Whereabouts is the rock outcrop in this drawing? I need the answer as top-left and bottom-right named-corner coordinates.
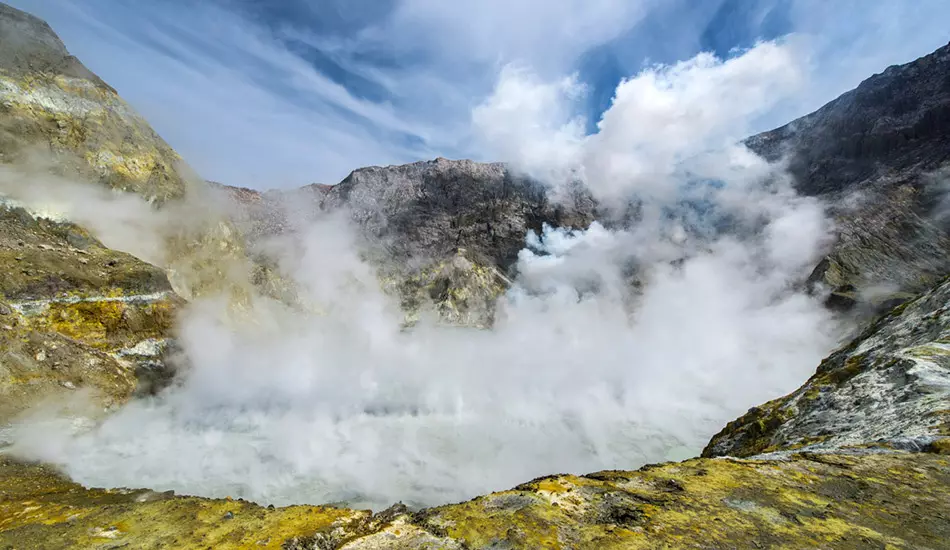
top-left (704, 275), bottom-right (950, 459)
top-left (0, 199), bottom-right (181, 421)
top-left (747, 42), bottom-right (950, 312)
top-left (219, 159), bottom-right (596, 326)
top-left (325, 159), bottom-right (594, 326)
top-left (0, 2), bottom-right (187, 201)
top-left (0, 204), bottom-right (182, 419)
top-left (0, 3), bottom-right (192, 420)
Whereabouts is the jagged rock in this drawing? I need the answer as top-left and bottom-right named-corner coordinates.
top-left (0, 205), bottom-right (172, 302)
top-left (384, 248), bottom-right (510, 328)
top-left (0, 297), bottom-right (138, 422)
top-left (0, 3), bottom-right (199, 411)
top-left (324, 158), bottom-right (595, 270)
top-left (0, 204), bottom-right (182, 420)
top-left (0, 3), bottom-right (187, 201)
top-left (325, 159), bottom-right (594, 326)
top-left (0, 3), bottom-right (254, 305)
top-left (747, 42), bottom-right (950, 311)
top-left (217, 159), bottom-right (595, 326)
top-left (704, 274), bottom-right (950, 459)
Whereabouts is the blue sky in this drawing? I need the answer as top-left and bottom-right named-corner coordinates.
top-left (10, 0), bottom-right (950, 189)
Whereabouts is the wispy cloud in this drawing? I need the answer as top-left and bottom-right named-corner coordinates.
top-left (8, 0), bottom-right (950, 189)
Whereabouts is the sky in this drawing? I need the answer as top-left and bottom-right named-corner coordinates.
top-left (9, 0), bottom-right (950, 189)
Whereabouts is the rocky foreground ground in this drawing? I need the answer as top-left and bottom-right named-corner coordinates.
top-left (0, 2), bottom-right (949, 548)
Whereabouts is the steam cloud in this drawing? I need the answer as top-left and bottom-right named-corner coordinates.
top-left (5, 40), bottom-right (843, 510)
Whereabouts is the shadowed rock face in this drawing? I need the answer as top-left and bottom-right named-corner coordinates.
top-left (747, 42), bottom-right (950, 311)
top-left (325, 158), bottom-right (596, 271)
top-left (748, 43), bottom-right (950, 198)
top-left (326, 159), bottom-right (596, 326)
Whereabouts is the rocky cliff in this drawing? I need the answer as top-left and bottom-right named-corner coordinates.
top-left (0, 3), bottom-right (187, 202)
top-left (1, 3), bottom-right (950, 549)
top-left (220, 159), bottom-right (596, 327)
top-left (0, 3), bottom-right (191, 420)
top-left (704, 275), bottom-right (950, 459)
top-left (0, 3), bottom-right (252, 421)
top-left (748, 42), bottom-right (950, 312)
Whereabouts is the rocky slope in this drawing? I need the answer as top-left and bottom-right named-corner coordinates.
top-left (704, 275), bottom-right (950, 459)
top-left (0, 205), bottom-right (182, 420)
top-left (219, 159), bottom-right (596, 326)
top-left (0, 3), bottom-right (248, 421)
top-left (3, 451), bottom-right (950, 549)
top-left (748, 42), bottom-right (950, 312)
top-left (0, 3), bottom-right (186, 201)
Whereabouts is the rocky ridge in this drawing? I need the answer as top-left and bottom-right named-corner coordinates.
top-left (748, 42), bottom-right (950, 311)
top-left (0, 3), bottom-right (949, 548)
top-left (219, 159), bottom-right (595, 327)
top-left (0, 3), bottom-right (255, 421)
top-left (704, 274), bottom-right (950, 459)
top-left (0, 2), bottom-right (186, 201)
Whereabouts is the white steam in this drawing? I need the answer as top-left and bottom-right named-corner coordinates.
top-left (8, 41), bottom-right (841, 510)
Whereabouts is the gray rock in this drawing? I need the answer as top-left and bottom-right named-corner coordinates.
top-left (704, 275), bottom-right (950, 458)
top-left (747, 42), bottom-right (950, 312)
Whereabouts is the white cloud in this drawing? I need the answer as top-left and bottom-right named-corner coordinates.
top-left (384, 0), bottom-right (651, 73)
top-left (584, 39), bottom-right (805, 201)
top-left (471, 66), bottom-right (587, 183)
top-left (476, 40), bottom-right (805, 203)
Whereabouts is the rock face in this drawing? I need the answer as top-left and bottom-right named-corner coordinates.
top-left (0, 202), bottom-right (181, 421)
top-left (704, 275), bottom-right (950, 459)
top-left (0, 2), bottom-right (270, 417)
top-left (0, 3), bottom-right (187, 201)
top-left (0, 3), bottom-right (192, 420)
top-left (325, 159), bottom-right (594, 271)
top-left (747, 42), bottom-right (950, 311)
top-left (0, 205), bottom-right (182, 418)
top-left (221, 159), bottom-right (596, 326)
top-left (325, 159), bottom-right (594, 326)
